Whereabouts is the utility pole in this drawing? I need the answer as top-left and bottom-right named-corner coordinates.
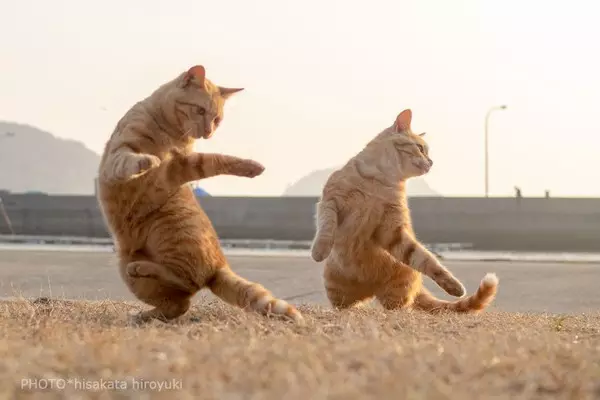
top-left (484, 105), bottom-right (507, 197)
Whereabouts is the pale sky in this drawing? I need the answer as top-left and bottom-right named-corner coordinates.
top-left (1, 0), bottom-right (599, 197)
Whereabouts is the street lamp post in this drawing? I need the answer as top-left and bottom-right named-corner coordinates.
top-left (484, 105), bottom-right (507, 198)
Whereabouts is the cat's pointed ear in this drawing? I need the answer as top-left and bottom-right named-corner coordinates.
top-left (218, 86), bottom-right (244, 99)
top-left (180, 65), bottom-right (206, 88)
top-left (394, 109), bottom-right (412, 132)
top-left (419, 132), bottom-right (426, 137)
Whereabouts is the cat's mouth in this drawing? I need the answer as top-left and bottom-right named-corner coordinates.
top-left (413, 160), bottom-right (431, 174)
top-left (194, 122), bottom-right (214, 139)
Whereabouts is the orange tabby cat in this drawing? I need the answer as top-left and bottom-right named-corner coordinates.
top-left (310, 109), bottom-right (498, 312)
top-left (97, 65), bottom-right (303, 324)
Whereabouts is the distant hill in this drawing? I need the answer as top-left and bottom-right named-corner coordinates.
top-left (0, 122), bottom-right (100, 195)
top-left (283, 168), bottom-right (440, 197)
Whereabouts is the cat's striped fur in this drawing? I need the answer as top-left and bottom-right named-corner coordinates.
top-left (311, 109), bottom-right (498, 313)
top-left (97, 65), bottom-right (303, 324)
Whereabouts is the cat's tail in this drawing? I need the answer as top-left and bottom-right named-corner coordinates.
top-left (207, 267), bottom-right (305, 325)
top-left (413, 273), bottom-right (499, 313)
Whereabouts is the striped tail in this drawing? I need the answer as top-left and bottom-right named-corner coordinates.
top-left (413, 273), bottom-right (499, 313)
top-left (208, 267), bottom-right (305, 325)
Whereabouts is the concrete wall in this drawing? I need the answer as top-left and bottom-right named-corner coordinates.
top-left (1, 193), bottom-right (599, 252)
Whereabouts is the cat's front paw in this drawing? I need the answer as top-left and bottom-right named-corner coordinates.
top-left (231, 159), bottom-right (265, 178)
top-left (311, 241), bottom-right (332, 262)
top-left (133, 154), bottom-right (161, 174)
top-left (440, 275), bottom-right (466, 297)
top-left (119, 154), bottom-right (161, 178)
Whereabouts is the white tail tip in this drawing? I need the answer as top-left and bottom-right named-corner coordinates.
top-left (482, 273), bottom-right (499, 286)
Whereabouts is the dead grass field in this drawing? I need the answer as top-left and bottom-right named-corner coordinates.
top-left (0, 298), bottom-right (599, 400)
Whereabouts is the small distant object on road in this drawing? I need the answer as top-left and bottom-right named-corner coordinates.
top-left (514, 186), bottom-right (522, 199)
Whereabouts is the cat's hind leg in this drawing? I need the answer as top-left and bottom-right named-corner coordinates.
top-left (324, 265), bottom-right (374, 309)
top-left (122, 260), bottom-right (197, 324)
top-left (125, 260), bottom-right (198, 292)
top-left (375, 265), bottom-right (422, 310)
top-left (129, 295), bottom-right (192, 324)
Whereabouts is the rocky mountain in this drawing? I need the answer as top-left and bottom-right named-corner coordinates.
top-left (0, 122), bottom-right (100, 195)
top-left (283, 167), bottom-right (440, 197)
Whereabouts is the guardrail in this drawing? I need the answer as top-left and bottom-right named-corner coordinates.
top-left (0, 234), bottom-right (112, 245)
top-left (0, 234), bottom-right (470, 254)
top-left (2, 195), bottom-right (600, 252)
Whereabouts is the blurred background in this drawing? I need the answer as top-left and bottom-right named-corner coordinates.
top-left (1, 0), bottom-right (599, 256)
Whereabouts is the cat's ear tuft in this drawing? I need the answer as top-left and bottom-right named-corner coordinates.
top-left (394, 109), bottom-right (412, 132)
top-left (218, 87), bottom-right (244, 99)
top-left (419, 132), bottom-right (426, 137)
top-left (180, 65), bottom-right (206, 88)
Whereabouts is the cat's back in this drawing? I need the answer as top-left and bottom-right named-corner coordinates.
top-left (98, 102), bottom-right (147, 170)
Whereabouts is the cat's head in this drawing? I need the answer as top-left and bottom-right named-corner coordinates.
top-left (369, 109), bottom-right (433, 179)
top-left (167, 65), bottom-right (243, 140)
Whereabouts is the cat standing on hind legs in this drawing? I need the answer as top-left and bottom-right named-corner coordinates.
top-left (310, 109), bottom-right (498, 313)
top-left (97, 65), bottom-right (303, 324)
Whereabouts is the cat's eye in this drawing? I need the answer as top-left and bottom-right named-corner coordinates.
top-left (214, 117), bottom-right (221, 126)
top-left (416, 144), bottom-right (425, 153)
top-left (195, 106), bottom-right (205, 115)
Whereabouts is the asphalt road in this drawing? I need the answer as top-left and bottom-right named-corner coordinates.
top-left (0, 249), bottom-right (598, 314)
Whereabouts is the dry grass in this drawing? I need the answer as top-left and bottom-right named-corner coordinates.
top-left (0, 299), bottom-right (599, 400)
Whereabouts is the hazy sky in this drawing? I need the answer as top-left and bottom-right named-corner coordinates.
top-left (2, 0), bottom-right (599, 197)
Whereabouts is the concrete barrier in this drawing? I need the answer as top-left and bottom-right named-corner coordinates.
top-left (0, 193), bottom-right (599, 252)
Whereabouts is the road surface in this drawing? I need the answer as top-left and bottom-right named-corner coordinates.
top-left (0, 249), bottom-right (598, 314)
